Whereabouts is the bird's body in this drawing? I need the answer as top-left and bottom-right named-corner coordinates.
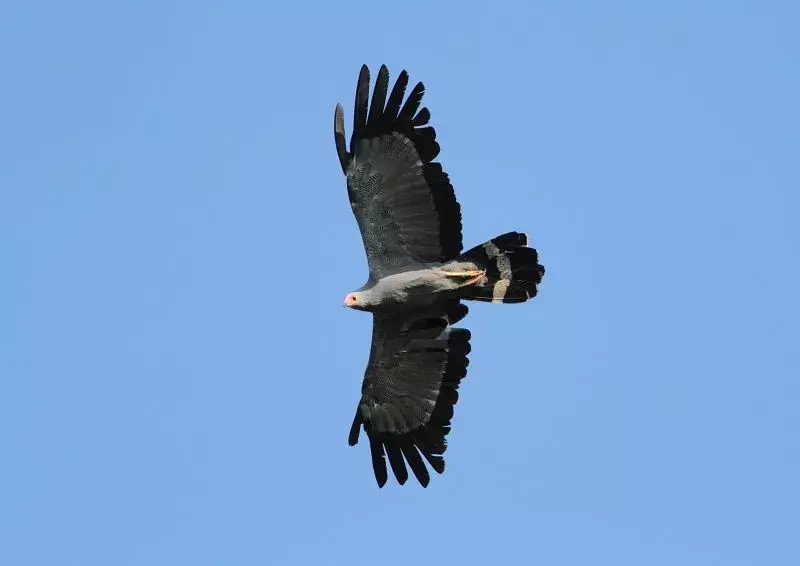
top-left (335, 64), bottom-right (546, 488)
top-left (350, 268), bottom-right (451, 311)
top-left (348, 262), bottom-right (488, 312)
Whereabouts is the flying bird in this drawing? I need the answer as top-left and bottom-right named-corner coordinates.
top-left (335, 64), bottom-right (545, 488)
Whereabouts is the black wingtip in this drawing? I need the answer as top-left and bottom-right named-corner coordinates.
top-left (369, 433), bottom-right (388, 488)
top-left (413, 107), bottom-right (431, 126)
top-left (400, 440), bottom-right (431, 487)
top-left (348, 410), bottom-right (362, 446)
top-left (334, 103), bottom-right (349, 174)
top-left (352, 65), bottom-right (370, 147)
top-left (398, 81), bottom-right (425, 123)
top-left (385, 438), bottom-right (409, 486)
top-left (366, 65), bottom-right (390, 134)
top-left (382, 69), bottom-right (409, 125)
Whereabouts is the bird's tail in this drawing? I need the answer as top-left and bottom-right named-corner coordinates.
top-left (456, 232), bottom-right (545, 304)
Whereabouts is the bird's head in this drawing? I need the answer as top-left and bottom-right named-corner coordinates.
top-left (343, 292), bottom-right (366, 310)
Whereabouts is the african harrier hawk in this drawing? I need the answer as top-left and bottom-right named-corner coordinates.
top-left (335, 64), bottom-right (545, 488)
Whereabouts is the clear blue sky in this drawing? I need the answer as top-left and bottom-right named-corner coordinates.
top-left (2, 1), bottom-right (798, 565)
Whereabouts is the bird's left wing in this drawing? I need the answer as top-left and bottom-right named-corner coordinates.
top-left (348, 300), bottom-right (471, 487)
top-left (334, 65), bottom-right (464, 279)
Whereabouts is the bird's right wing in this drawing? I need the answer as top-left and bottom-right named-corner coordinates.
top-left (334, 65), bottom-right (464, 279)
top-left (348, 300), bottom-right (471, 488)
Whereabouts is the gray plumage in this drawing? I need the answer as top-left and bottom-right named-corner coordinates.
top-left (336, 64), bottom-right (546, 488)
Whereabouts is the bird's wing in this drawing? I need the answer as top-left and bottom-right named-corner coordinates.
top-left (348, 300), bottom-right (471, 487)
top-left (334, 65), bottom-right (463, 279)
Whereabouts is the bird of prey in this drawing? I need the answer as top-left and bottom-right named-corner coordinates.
top-left (335, 64), bottom-right (545, 488)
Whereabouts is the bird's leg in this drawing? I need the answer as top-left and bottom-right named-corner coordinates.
top-left (459, 272), bottom-right (486, 287)
top-left (441, 268), bottom-right (486, 287)
top-left (443, 270), bottom-right (484, 277)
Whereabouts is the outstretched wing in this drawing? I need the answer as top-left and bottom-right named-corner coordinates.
top-left (348, 300), bottom-right (471, 487)
top-left (334, 64), bottom-right (463, 279)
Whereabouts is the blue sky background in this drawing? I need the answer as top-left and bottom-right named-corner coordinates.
top-left (2, 1), bottom-right (798, 565)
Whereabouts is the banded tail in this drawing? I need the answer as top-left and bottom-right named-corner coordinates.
top-left (457, 232), bottom-right (545, 304)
